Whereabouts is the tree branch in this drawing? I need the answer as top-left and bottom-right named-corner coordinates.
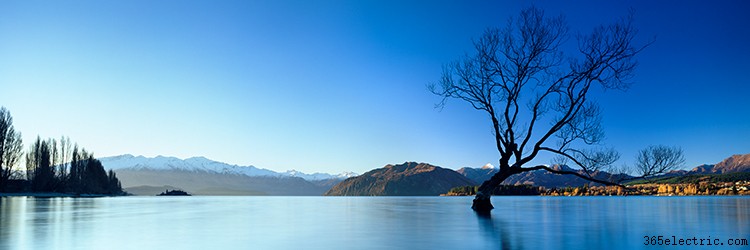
top-left (521, 164), bottom-right (626, 188)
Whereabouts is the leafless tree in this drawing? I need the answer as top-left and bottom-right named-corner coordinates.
top-left (634, 145), bottom-right (685, 178)
top-left (0, 107), bottom-right (24, 192)
top-left (430, 7), bottom-right (660, 212)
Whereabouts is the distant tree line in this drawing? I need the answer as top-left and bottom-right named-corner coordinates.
top-left (0, 107), bottom-right (123, 195)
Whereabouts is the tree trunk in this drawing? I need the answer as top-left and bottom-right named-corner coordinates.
top-left (472, 167), bottom-right (517, 212)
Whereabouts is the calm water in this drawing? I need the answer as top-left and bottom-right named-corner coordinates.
top-left (1, 196), bottom-right (748, 250)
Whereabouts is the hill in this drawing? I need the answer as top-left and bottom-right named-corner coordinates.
top-left (325, 162), bottom-right (475, 196)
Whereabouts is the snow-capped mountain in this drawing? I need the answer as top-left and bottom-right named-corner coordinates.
top-left (283, 169), bottom-right (359, 181)
top-left (100, 154), bottom-right (357, 181)
top-left (480, 163), bottom-right (497, 169)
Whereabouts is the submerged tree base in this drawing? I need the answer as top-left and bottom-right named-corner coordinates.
top-left (471, 195), bottom-right (494, 212)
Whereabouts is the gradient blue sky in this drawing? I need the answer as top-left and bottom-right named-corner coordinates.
top-left (1, 1), bottom-right (748, 174)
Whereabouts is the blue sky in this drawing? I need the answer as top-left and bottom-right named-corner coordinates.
top-left (1, 1), bottom-right (748, 174)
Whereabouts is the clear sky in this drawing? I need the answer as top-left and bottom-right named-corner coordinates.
top-left (1, 0), bottom-right (748, 174)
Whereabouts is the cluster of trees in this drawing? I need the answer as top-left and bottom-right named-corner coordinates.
top-left (26, 137), bottom-right (123, 194)
top-left (0, 107), bottom-right (123, 195)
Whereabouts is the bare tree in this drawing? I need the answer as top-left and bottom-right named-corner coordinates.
top-left (0, 107), bottom-right (24, 192)
top-left (430, 7), bottom-right (657, 212)
top-left (634, 145), bottom-right (685, 178)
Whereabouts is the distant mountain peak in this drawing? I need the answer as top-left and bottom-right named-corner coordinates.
top-left (282, 169), bottom-right (356, 181)
top-left (186, 156), bottom-right (211, 161)
top-left (110, 154), bottom-right (135, 159)
top-left (337, 171), bottom-right (358, 178)
top-left (384, 162), bottom-right (422, 168)
top-left (481, 163), bottom-right (496, 169)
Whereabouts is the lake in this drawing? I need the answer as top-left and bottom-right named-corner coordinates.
top-left (1, 196), bottom-right (748, 249)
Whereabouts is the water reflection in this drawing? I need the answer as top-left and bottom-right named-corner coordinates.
top-left (486, 196), bottom-right (750, 250)
top-left (1, 196), bottom-right (748, 250)
top-left (476, 211), bottom-right (520, 250)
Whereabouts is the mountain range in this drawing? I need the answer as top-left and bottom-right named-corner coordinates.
top-left (102, 154), bottom-right (357, 180)
top-left (100, 155), bottom-right (357, 195)
top-left (666, 154), bottom-right (750, 176)
top-left (102, 153), bottom-right (750, 196)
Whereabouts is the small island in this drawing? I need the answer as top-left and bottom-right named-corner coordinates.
top-left (158, 189), bottom-right (191, 196)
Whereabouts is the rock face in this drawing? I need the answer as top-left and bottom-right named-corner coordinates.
top-left (324, 162), bottom-right (475, 196)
